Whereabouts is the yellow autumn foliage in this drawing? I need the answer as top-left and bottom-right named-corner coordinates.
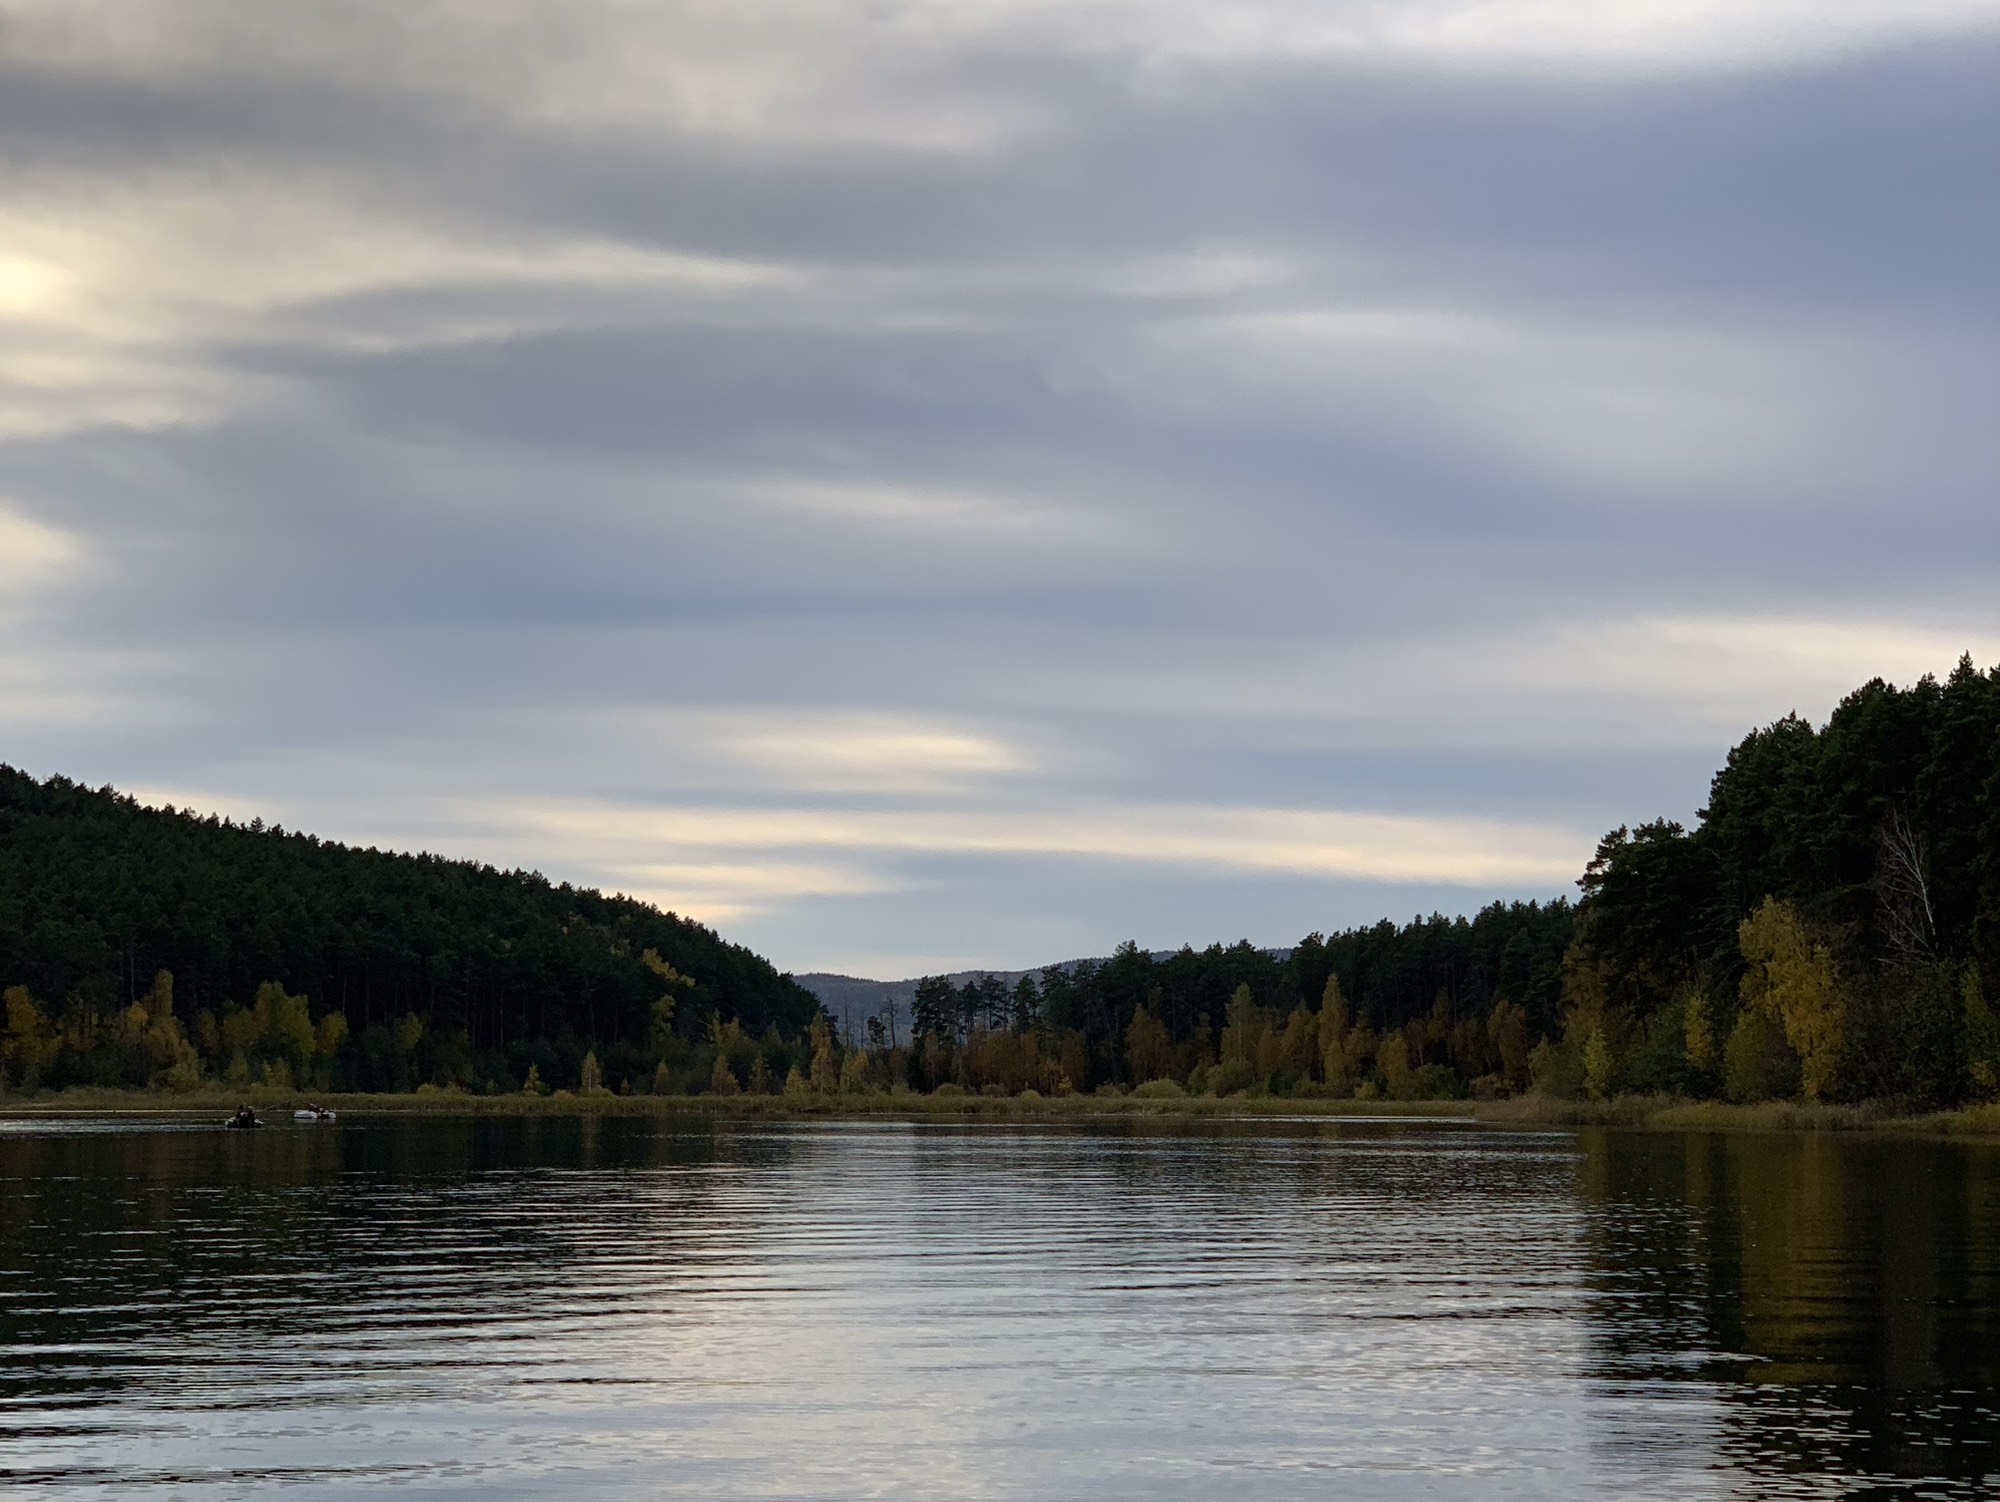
top-left (1739, 898), bottom-right (1845, 1103)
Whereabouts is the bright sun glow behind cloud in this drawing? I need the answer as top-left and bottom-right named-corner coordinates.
top-left (0, 506), bottom-right (76, 588)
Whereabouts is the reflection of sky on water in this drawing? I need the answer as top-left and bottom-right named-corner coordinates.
top-left (0, 1117), bottom-right (213, 1136)
top-left (2, 1118), bottom-right (1994, 1497)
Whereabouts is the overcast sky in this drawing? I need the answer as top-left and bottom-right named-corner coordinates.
top-left (3, 1), bottom-right (1997, 978)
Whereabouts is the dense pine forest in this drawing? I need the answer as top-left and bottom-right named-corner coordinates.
top-left (0, 767), bottom-right (822, 1094)
top-left (1554, 654), bottom-right (2000, 1109)
top-left (887, 905), bottom-right (1572, 1099)
top-left (944, 656), bottom-right (1998, 1108)
top-left (5, 656), bottom-right (2000, 1105)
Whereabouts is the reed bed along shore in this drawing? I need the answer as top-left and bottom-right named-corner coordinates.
top-left (6, 1087), bottom-right (2000, 1136)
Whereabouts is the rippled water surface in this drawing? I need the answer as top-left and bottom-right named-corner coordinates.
top-left (3, 1115), bottom-right (1999, 1498)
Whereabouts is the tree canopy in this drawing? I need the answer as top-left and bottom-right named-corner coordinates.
top-left (1557, 655), bottom-right (2000, 1106)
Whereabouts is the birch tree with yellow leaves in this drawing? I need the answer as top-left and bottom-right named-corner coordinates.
top-left (1738, 898), bottom-right (1846, 1102)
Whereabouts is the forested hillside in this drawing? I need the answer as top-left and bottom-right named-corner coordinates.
top-left (7, 655), bottom-right (1999, 1105)
top-left (888, 657), bottom-right (2000, 1106)
top-left (0, 767), bottom-right (822, 1093)
top-left (1559, 654), bottom-right (2000, 1107)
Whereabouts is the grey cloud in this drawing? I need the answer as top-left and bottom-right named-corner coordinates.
top-left (3, 2), bottom-right (1997, 972)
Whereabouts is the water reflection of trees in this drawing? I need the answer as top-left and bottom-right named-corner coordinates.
top-left (1580, 1130), bottom-right (2000, 1494)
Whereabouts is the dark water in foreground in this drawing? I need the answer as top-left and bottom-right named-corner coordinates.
top-left (2, 1116), bottom-right (1998, 1499)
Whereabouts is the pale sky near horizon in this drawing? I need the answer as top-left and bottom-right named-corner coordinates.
top-left (3, 1), bottom-right (1997, 978)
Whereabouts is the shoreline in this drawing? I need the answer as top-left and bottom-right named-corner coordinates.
top-left (2, 1087), bottom-right (1998, 1136)
top-left (0, 1087), bottom-right (1474, 1124)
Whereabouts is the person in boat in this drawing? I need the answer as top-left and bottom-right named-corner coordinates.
top-left (231, 1105), bottom-right (259, 1129)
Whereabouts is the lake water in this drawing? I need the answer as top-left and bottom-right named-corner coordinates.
top-left (2, 1115), bottom-right (1997, 1499)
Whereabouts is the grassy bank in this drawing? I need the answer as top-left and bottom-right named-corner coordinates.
top-left (6, 1087), bottom-right (2000, 1135)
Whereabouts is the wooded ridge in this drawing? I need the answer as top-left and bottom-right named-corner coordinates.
top-left (7, 655), bottom-right (2000, 1106)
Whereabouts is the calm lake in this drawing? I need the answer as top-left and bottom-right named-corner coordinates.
top-left (2, 1115), bottom-right (1997, 1499)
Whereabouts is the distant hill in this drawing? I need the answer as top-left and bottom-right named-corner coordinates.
top-left (0, 765), bottom-right (822, 1071)
top-left (798, 969), bottom-right (1037, 1037)
top-left (798, 950), bottom-right (1294, 1038)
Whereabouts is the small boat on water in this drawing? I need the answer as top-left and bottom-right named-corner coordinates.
top-left (292, 1106), bottom-right (338, 1122)
top-left (225, 1107), bottom-right (263, 1130)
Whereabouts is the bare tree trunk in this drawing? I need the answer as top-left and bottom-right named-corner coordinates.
top-left (1876, 805), bottom-right (1936, 965)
